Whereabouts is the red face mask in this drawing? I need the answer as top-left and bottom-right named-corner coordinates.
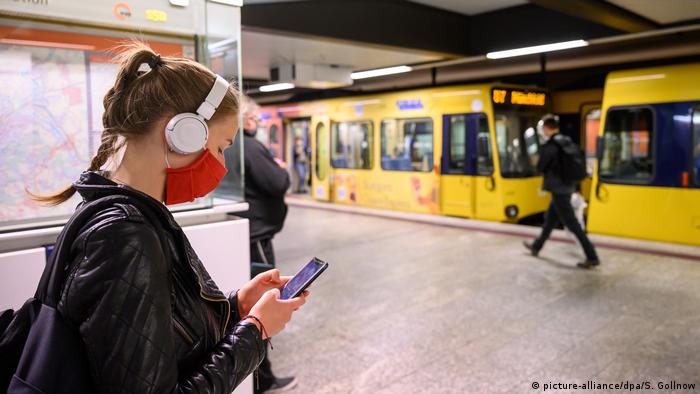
top-left (165, 149), bottom-right (227, 205)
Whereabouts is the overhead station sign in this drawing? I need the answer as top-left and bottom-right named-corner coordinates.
top-left (492, 88), bottom-right (546, 106)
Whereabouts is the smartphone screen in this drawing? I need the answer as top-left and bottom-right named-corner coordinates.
top-left (280, 258), bottom-right (328, 300)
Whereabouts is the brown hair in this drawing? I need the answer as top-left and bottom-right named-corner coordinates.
top-left (31, 41), bottom-right (240, 206)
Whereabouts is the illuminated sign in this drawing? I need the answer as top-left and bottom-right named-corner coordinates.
top-left (145, 8), bottom-right (167, 22)
top-left (492, 89), bottom-right (546, 106)
top-left (397, 99), bottom-right (423, 111)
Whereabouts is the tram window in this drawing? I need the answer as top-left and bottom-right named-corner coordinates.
top-left (448, 116), bottom-right (467, 173)
top-left (692, 108), bottom-right (700, 186)
top-left (256, 125), bottom-right (269, 146)
top-left (331, 121), bottom-right (373, 169)
top-left (584, 108), bottom-right (601, 176)
top-left (494, 113), bottom-right (540, 178)
top-left (600, 108), bottom-right (653, 183)
top-left (476, 116), bottom-right (494, 176)
top-left (270, 124), bottom-right (279, 145)
top-left (381, 118), bottom-right (434, 172)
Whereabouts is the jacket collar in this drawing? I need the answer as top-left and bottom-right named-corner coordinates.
top-left (73, 171), bottom-right (180, 230)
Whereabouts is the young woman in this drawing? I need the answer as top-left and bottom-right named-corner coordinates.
top-left (32, 43), bottom-right (307, 393)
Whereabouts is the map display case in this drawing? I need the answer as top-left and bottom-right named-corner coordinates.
top-left (0, 0), bottom-right (244, 231)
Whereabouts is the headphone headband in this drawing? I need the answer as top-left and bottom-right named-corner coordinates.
top-left (197, 75), bottom-right (229, 120)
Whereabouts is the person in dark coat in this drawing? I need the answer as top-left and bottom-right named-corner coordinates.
top-left (237, 96), bottom-right (297, 393)
top-left (524, 115), bottom-right (601, 269)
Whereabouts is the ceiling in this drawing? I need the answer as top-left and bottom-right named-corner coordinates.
top-left (241, 30), bottom-right (441, 81)
top-left (607, 0), bottom-right (700, 24)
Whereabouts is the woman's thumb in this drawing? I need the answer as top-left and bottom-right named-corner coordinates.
top-left (264, 288), bottom-right (281, 300)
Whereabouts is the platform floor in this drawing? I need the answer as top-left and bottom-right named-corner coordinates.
top-left (268, 206), bottom-right (700, 394)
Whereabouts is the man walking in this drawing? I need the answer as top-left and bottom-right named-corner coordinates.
top-left (524, 115), bottom-right (600, 269)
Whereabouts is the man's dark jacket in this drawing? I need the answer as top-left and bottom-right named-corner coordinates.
top-left (57, 172), bottom-right (265, 393)
top-left (238, 130), bottom-right (290, 241)
top-left (538, 133), bottom-right (576, 194)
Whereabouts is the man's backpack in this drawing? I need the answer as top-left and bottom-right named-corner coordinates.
top-left (0, 194), bottom-right (160, 393)
top-left (553, 134), bottom-right (587, 183)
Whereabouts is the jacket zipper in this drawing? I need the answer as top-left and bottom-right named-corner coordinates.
top-left (198, 288), bottom-right (231, 341)
top-left (173, 318), bottom-right (195, 345)
top-left (179, 235), bottom-right (231, 340)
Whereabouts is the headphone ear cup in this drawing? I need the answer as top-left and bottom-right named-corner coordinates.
top-left (165, 113), bottom-right (209, 154)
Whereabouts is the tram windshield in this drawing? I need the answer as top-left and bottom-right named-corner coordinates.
top-left (493, 111), bottom-right (545, 178)
top-left (491, 88), bottom-right (548, 178)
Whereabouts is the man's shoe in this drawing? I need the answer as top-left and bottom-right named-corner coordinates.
top-left (263, 377), bottom-right (297, 393)
top-left (523, 241), bottom-right (539, 257)
top-left (577, 259), bottom-right (600, 269)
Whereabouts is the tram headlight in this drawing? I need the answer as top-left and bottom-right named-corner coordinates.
top-left (505, 205), bottom-right (519, 218)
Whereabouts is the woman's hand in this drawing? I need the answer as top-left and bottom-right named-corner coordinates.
top-left (247, 289), bottom-right (307, 339)
top-left (237, 269), bottom-right (291, 317)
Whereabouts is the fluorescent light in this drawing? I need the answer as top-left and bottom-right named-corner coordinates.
top-left (486, 39), bottom-right (588, 59)
top-left (608, 74), bottom-right (666, 83)
top-left (351, 65), bottom-right (412, 80)
top-left (259, 83), bottom-right (295, 92)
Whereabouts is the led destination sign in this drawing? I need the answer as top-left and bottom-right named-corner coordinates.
top-left (492, 89), bottom-right (546, 106)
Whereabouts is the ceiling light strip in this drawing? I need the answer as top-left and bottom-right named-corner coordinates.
top-left (486, 39), bottom-right (589, 59)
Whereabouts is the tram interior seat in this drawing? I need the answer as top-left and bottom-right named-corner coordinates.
top-left (382, 156), bottom-right (413, 171)
top-left (332, 158), bottom-right (348, 168)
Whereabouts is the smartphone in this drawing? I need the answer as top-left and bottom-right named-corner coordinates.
top-left (280, 257), bottom-right (329, 300)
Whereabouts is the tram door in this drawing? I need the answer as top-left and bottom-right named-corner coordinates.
top-left (311, 115), bottom-right (331, 201)
top-left (441, 114), bottom-right (479, 217)
top-left (580, 104), bottom-right (601, 201)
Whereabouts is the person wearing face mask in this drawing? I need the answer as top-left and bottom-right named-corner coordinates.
top-left (524, 114), bottom-right (600, 269)
top-left (21, 43), bottom-right (307, 393)
top-left (236, 96), bottom-right (296, 393)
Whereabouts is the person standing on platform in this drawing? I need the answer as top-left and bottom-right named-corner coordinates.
top-left (293, 137), bottom-right (309, 193)
top-left (523, 114), bottom-right (601, 269)
top-left (237, 95), bottom-right (297, 393)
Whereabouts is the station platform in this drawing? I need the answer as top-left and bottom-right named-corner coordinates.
top-left (269, 203), bottom-right (700, 393)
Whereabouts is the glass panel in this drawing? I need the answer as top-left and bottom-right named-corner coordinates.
top-left (448, 116), bottom-right (466, 173)
top-left (494, 112), bottom-right (541, 178)
top-left (207, 3), bottom-right (244, 203)
top-left (476, 115), bottom-right (494, 176)
top-left (381, 118), bottom-right (433, 172)
top-left (584, 108), bottom-right (601, 176)
top-left (331, 121), bottom-right (373, 169)
top-left (269, 124), bottom-right (280, 158)
top-left (600, 108), bottom-right (654, 183)
top-left (692, 108), bottom-right (700, 186)
top-left (316, 123), bottom-right (328, 181)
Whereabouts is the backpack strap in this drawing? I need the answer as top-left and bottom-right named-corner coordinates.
top-left (35, 194), bottom-right (167, 307)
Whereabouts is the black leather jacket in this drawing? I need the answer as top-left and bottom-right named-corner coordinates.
top-left (57, 172), bottom-right (265, 393)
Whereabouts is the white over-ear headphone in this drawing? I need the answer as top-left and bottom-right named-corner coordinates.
top-left (165, 75), bottom-right (230, 155)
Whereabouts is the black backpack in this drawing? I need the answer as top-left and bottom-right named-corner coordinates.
top-left (553, 134), bottom-right (587, 183)
top-left (0, 194), bottom-right (161, 393)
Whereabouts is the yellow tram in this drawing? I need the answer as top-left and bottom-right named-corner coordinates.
top-left (588, 63), bottom-right (700, 246)
top-left (262, 84), bottom-right (552, 223)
